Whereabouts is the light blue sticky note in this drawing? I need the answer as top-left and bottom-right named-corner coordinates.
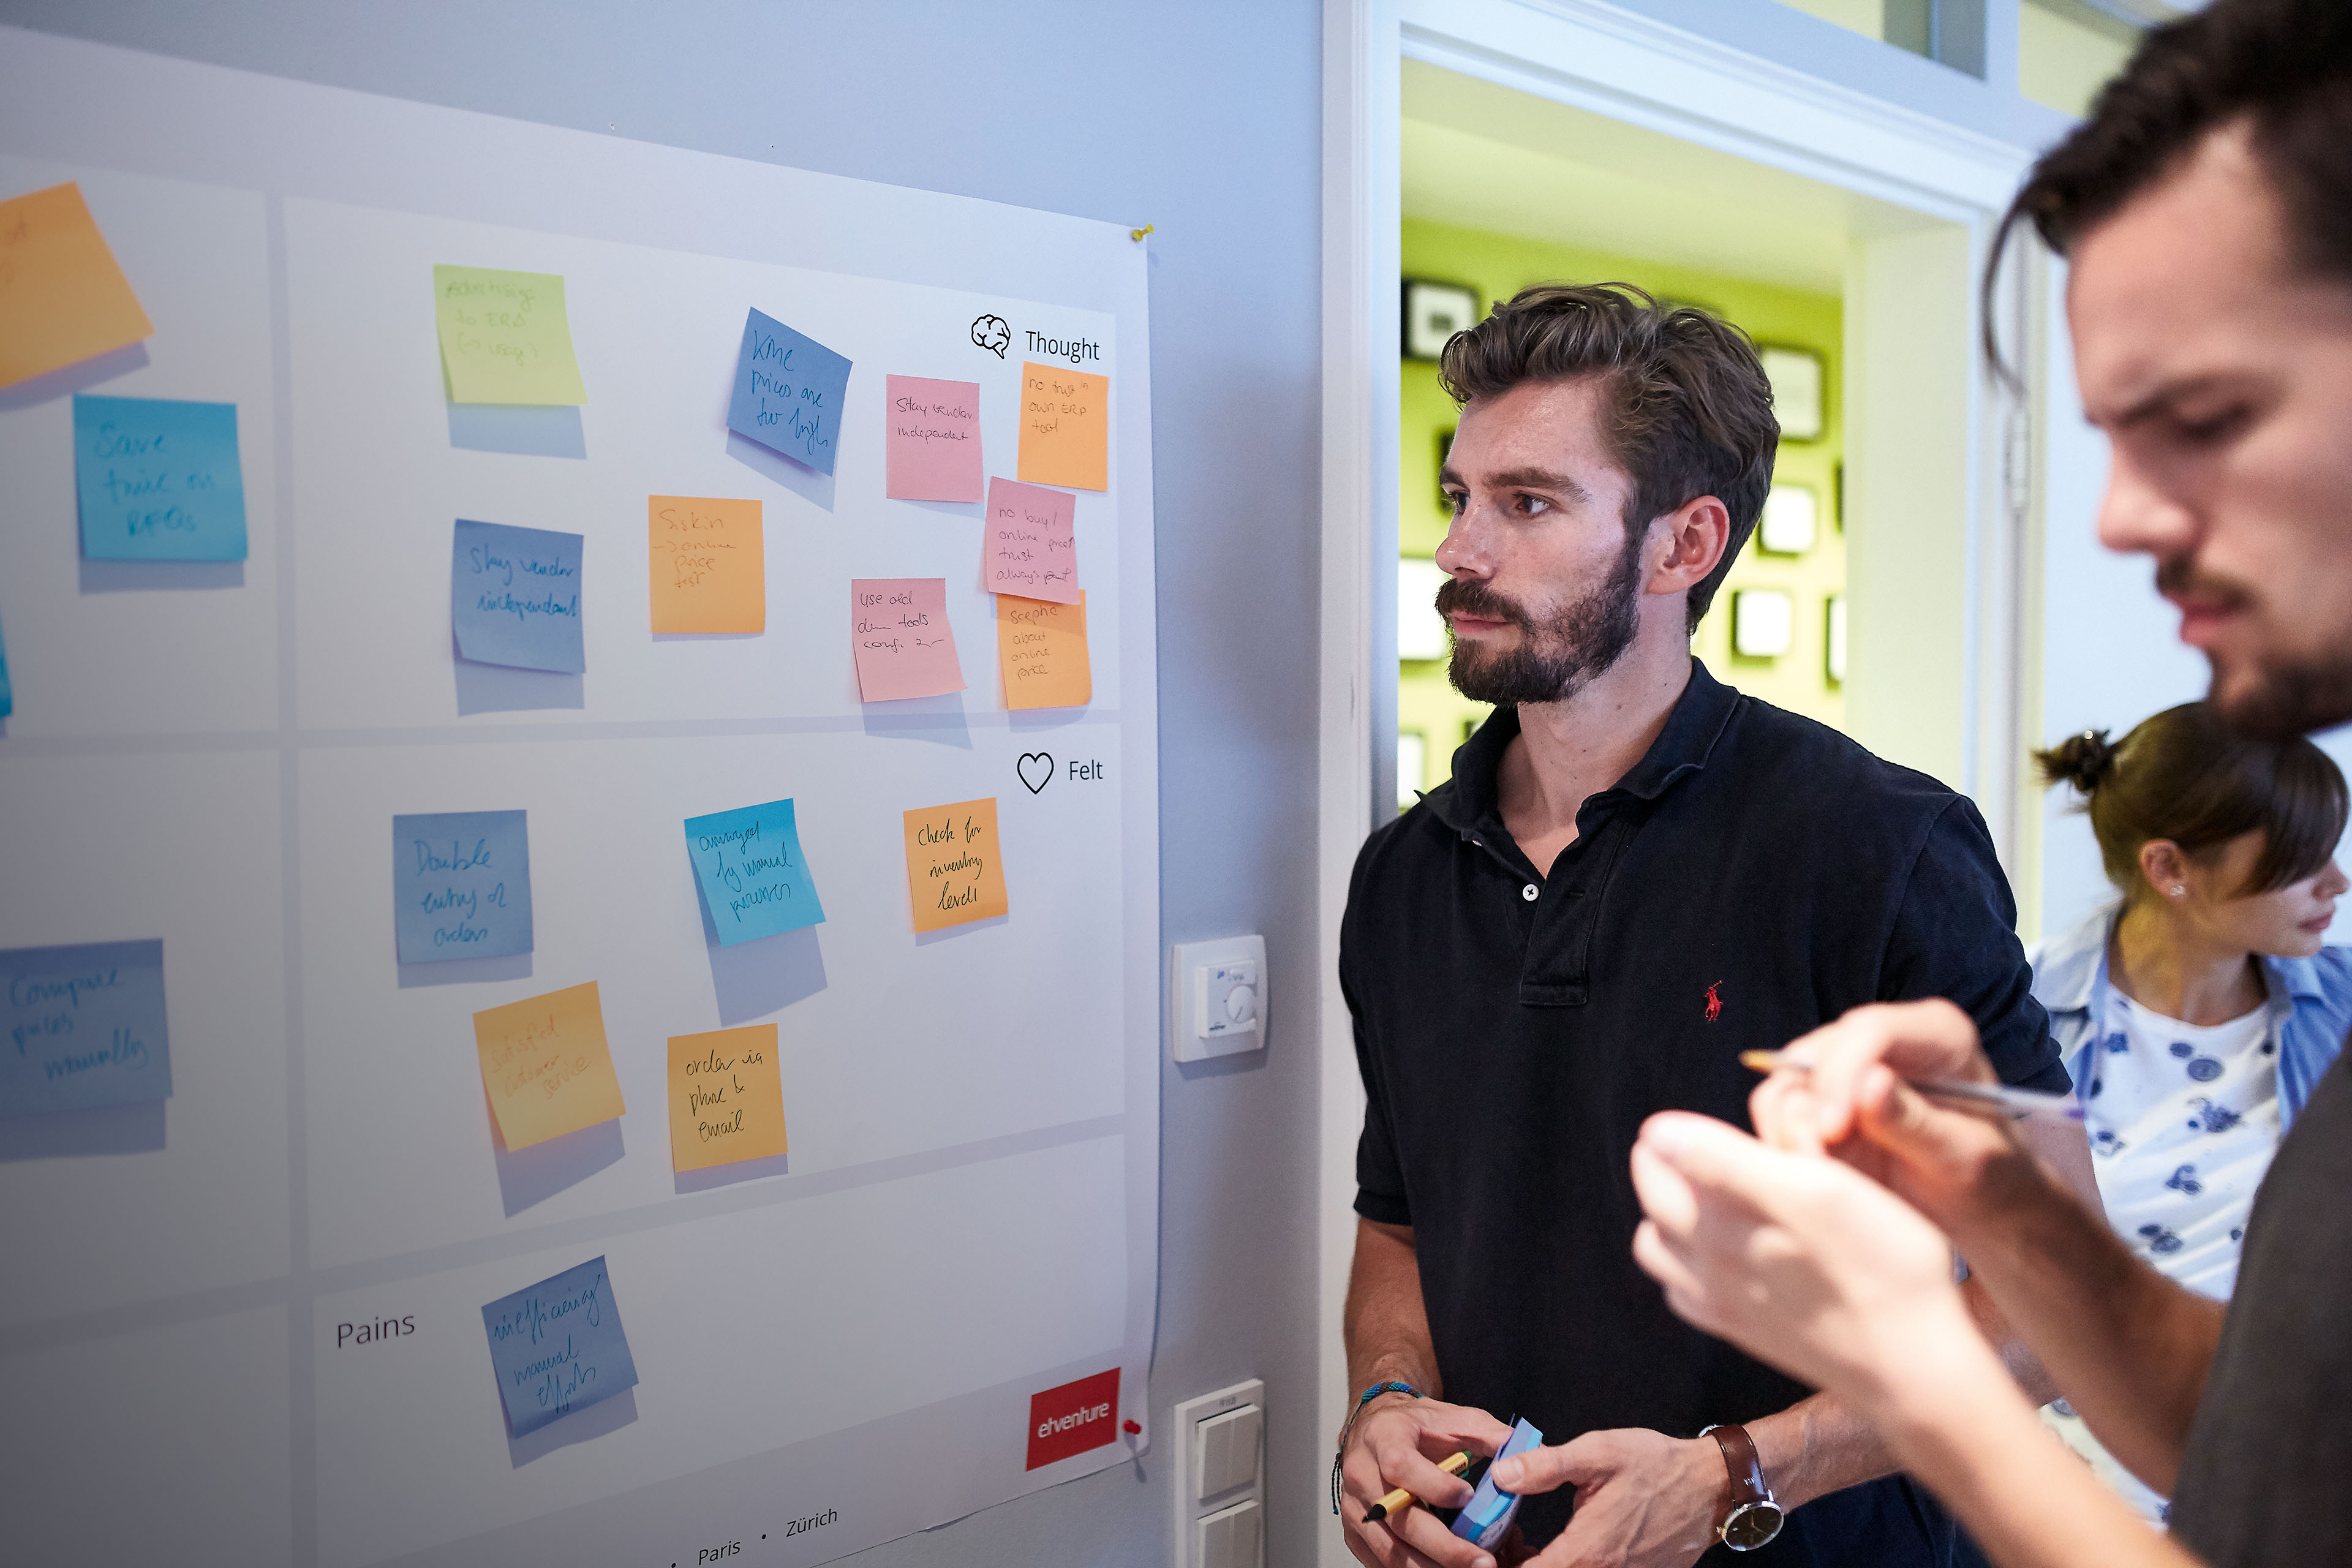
top-left (0, 940), bottom-right (172, 1118)
top-left (0, 606), bottom-right (13, 720)
top-left (72, 394), bottom-right (248, 561)
top-left (481, 1256), bottom-right (638, 1437)
top-left (391, 810), bottom-right (533, 965)
top-left (452, 519), bottom-right (586, 674)
top-left (684, 797), bottom-right (826, 946)
top-left (726, 308), bottom-right (853, 475)
top-left (1453, 1417), bottom-right (1544, 1551)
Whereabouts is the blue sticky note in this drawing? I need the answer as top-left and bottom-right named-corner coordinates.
top-left (0, 606), bottom-right (13, 720)
top-left (72, 394), bottom-right (248, 561)
top-left (1453, 1418), bottom-right (1544, 1550)
top-left (0, 940), bottom-right (172, 1118)
top-left (451, 519), bottom-right (586, 674)
top-left (391, 810), bottom-right (533, 964)
top-left (684, 797), bottom-right (827, 946)
top-left (481, 1256), bottom-right (638, 1437)
top-left (726, 308), bottom-right (853, 475)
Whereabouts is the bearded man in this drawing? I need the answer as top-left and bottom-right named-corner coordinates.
top-left (1333, 284), bottom-right (2098, 1568)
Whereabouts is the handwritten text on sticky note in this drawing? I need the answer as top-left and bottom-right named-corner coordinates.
top-left (666, 1024), bottom-right (788, 1172)
top-left (727, 309), bottom-right (853, 475)
top-left (432, 265), bottom-right (588, 405)
top-left (0, 940), bottom-right (171, 1118)
top-left (481, 1256), bottom-right (638, 1437)
top-left (998, 590), bottom-right (1093, 710)
top-left (903, 797), bottom-right (1009, 933)
top-left (0, 182), bottom-right (153, 390)
top-left (851, 579), bottom-right (965, 702)
top-left (453, 518), bottom-right (585, 674)
top-left (982, 477), bottom-right (1079, 603)
top-left (684, 798), bottom-right (826, 946)
top-left (473, 981), bottom-right (625, 1151)
top-left (885, 375), bottom-right (982, 502)
top-left (649, 496), bottom-right (764, 634)
top-left (1016, 362), bottom-right (1108, 491)
top-left (391, 810), bottom-right (532, 965)
top-left (72, 395), bottom-right (247, 562)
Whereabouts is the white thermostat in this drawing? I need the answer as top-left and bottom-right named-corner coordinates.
top-left (1170, 936), bottom-right (1267, 1062)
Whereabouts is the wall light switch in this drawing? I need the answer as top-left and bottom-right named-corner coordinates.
top-left (1172, 1378), bottom-right (1265, 1568)
top-left (1194, 1499), bottom-right (1262, 1568)
top-left (1170, 936), bottom-right (1266, 1063)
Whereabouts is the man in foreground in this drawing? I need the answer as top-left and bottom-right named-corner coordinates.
top-left (1335, 284), bottom-right (2094, 1567)
top-left (1618, 4), bottom-right (2352, 1566)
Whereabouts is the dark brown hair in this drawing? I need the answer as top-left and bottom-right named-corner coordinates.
top-left (1438, 282), bottom-right (1779, 632)
top-left (2035, 703), bottom-right (2348, 901)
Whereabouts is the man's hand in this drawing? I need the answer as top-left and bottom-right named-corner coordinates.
top-left (1487, 1428), bottom-right (1722, 1568)
top-left (1340, 1393), bottom-right (1515, 1568)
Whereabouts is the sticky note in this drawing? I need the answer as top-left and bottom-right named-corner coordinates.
top-left (481, 1257), bottom-right (638, 1438)
top-left (666, 1024), bottom-right (788, 1171)
top-left (391, 810), bottom-right (533, 965)
top-left (0, 182), bottom-right (153, 389)
top-left (453, 519), bottom-right (585, 674)
top-left (72, 395), bottom-right (247, 562)
top-left (1016, 362), bottom-right (1109, 491)
top-left (0, 940), bottom-right (171, 1118)
top-left (903, 797), bottom-right (1008, 933)
top-left (886, 375), bottom-right (983, 501)
top-left (728, 308), bottom-right (852, 475)
top-left (982, 477), bottom-right (1079, 603)
top-left (998, 591), bottom-right (1092, 710)
top-left (432, 265), bottom-right (587, 405)
top-left (683, 798), bottom-right (826, 945)
top-left (852, 578), bottom-right (965, 701)
top-left (473, 981), bottom-right (626, 1151)
top-left (0, 606), bottom-right (13, 720)
top-left (648, 496), bottom-right (764, 634)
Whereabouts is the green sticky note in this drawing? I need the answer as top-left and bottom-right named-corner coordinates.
top-left (432, 265), bottom-right (588, 405)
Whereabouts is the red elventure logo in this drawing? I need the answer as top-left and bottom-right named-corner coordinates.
top-left (1025, 1368), bottom-right (1121, 1471)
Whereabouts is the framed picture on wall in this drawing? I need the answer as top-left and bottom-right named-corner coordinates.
top-left (1732, 588), bottom-right (1794, 658)
top-left (1758, 484), bottom-right (1819, 556)
top-left (1404, 278), bottom-right (1479, 361)
top-left (1758, 345), bottom-right (1826, 442)
top-left (1826, 593), bottom-right (1848, 685)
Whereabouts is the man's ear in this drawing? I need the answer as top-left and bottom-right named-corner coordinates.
top-left (1645, 495), bottom-right (1732, 595)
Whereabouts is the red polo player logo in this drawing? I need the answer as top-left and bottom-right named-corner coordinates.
top-left (1704, 981), bottom-right (1724, 1022)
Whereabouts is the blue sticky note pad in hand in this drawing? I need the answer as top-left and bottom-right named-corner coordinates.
top-left (726, 308), bottom-right (853, 475)
top-left (391, 810), bottom-right (533, 964)
top-left (0, 605), bottom-right (13, 719)
top-left (684, 797), bottom-right (826, 946)
top-left (73, 394), bottom-right (249, 561)
top-left (0, 940), bottom-right (172, 1118)
top-left (1453, 1418), bottom-right (1544, 1551)
top-left (481, 1256), bottom-right (638, 1438)
top-left (452, 518), bottom-right (586, 673)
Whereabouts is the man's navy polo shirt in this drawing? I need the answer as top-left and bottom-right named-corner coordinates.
top-left (1343, 661), bottom-right (2066, 1563)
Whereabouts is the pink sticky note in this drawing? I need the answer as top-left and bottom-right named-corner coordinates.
top-left (982, 477), bottom-right (1080, 605)
top-left (886, 375), bottom-right (984, 502)
top-left (851, 579), bottom-right (967, 701)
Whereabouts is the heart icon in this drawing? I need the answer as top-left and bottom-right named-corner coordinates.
top-left (1017, 753), bottom-right (1054, 794)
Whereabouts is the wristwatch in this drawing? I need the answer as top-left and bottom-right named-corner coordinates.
top-left (1698, 1423), bottom-right (1785, 1551)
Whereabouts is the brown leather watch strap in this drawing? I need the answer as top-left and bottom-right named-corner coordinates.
top-left (1706, 1423), bottom-right (1771, 1509)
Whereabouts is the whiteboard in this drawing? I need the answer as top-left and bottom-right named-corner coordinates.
top-left (0, 28), bottom-right (1159, 1568)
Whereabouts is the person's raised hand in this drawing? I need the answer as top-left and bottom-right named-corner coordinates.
top-left (1340, 1394), bottom-right (1516, 1568)
top-left (1487, 1427), bottom-right (1720, 1568)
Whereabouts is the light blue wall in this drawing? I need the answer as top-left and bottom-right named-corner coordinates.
top-left (0, 2), bottom-right (1326, 1564)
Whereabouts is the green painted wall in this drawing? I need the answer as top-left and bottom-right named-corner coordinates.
top-left (1399, 216), bottom-right (1847, 796)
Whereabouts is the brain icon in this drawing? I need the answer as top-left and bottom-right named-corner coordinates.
top-left (971, 314), bottom-right (1011, 358)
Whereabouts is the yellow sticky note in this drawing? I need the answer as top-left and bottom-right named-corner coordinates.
top-left (473, 981), bottom-right (627, 1150)
top-left (0, 183), bottom-right (153, 390)
top-left (1016, 361), bottom-right (1108, 491)
top-left (903, 797), bottom-right (1009, 933)
top-left (997, 590), bottom-right (1091, 710)
top-left (433, 264), bottom-right (588, 405)
top-left (666, 1024), bottom-right (788, 1171)
top-left (649, 496), bottom-right (765, 633)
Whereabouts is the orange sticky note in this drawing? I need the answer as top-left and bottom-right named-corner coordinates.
top-left (852, 578), bottom-right (965, 701)
top-left (649, 496), bottom-right (765, 633)
top-left (0, 183), bottom-right (154, 390)
top-left (666, 1024), bottom-right (788, 1172)
top-left (998, 591), bottom-right (1091, 710)
top-left (473, 981), bottom-right (627, 1151)
top-left (903, 797), bottom-right (1009, 933)
top-left (1016, 361), bottom-right (1108, 491)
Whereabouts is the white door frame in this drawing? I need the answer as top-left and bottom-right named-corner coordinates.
top-left (1315, 4), bottom-right (2054, 1556)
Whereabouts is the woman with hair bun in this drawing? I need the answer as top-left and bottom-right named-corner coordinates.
top-left (2028, 703), bottom-right (2352, 1521)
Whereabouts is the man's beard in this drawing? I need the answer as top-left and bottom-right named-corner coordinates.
top-left (1438, 528), bottom-right (1645, 706)
top-left (2157, 557), bottom-right (2352, 739)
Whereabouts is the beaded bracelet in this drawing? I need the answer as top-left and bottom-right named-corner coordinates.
top-left (1329, 1381), bottom-right (1422, 1515)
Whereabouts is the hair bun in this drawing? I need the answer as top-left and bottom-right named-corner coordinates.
top-left (2036, 729), bottom-right (2117, 794)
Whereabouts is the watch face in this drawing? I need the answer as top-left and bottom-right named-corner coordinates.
top-left (1722, 1502), bottom-right (1786, 1551)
